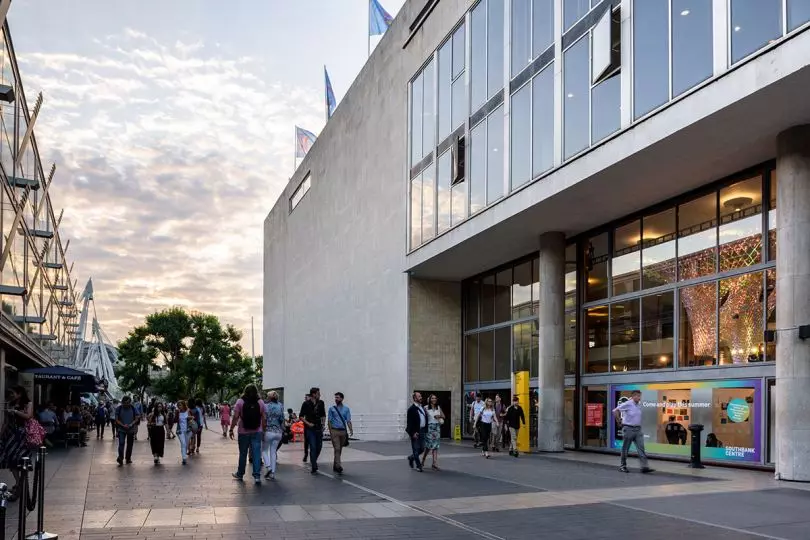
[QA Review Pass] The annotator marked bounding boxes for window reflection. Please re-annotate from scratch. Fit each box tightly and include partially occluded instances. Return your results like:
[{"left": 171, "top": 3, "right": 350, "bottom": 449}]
[
  {"left": 633, "top": 0, "right": 668, "bottom": 118},
  {"left": 591, "top": 74, "right": 620, "bottom": 144},
  {"left": 564, "top": 0, "right": 590, "bottom": 30},
  {"left": 730, "top": 0, "right": 783, "bottom": 64},
  {"left": 410, "top": 175, "right": 422, "bottom": 249},
  {"left": 766, "top": 269, "right": 776, "bottom": 362},
  {"left": 533, "top": 0, "right": 554, "bottom": 57},
  {"left": 470, "top": 121, "right": 486, "bottom": 214},
  {"left": 470, "top": 2, "right": 487, "bottom": 112},
  {"left": 511, "top": 84, "right": 531, "bottom": 190},
  {"left": 487, "top": 107, "right": 504, "bottom": 204},
  {"left": 487, "top": 0, "right": 505, "bottom": 97},
  {"left": 513, "top": 322, "right": 533, "bottom": 373},
  {"left": 769, "top": 172, "right": 777, "bottom": 261},
  {"left": 641, "top": 292, "right": 674, "bottom": 369},
  {"left": 421, "top": 161, "right": 436, "bottom": 242},
  {"left": 422, "top": 60, "right": 435, "bottom": 158},
  {"left": 642, "top": 208, "right": 677, "bottom": 288},
  {"left": 582, "top": 386, "right": 608, "bottom": 448},
  {"left": 532, "top": 64, "right": 554, "bottom": 177},
  {"left": 719, "top": 176, "right": 762, "bottom": 271},
  {"left": 585, "top": 232, "right": 609, "bottom": 302},
  {"left": 719, "top": 272, "right": 764, "bottom": 365},
  {"left": 437, "top": 151, "right": 452, "bottom": 234},
  {"left": 410, "top": 72, "right": 423, "bottom": 165},
  {"left": 494, "top": 268, "right": 512, "bottom": 323},
  {"left": 565, "top": 244, "right": 577, "bottom": 375},
  {"left": 672, "top": 0, "right": 712, "bottom": 98},
  {"left": 564, "top": 38, "right": 589, "bottom": 158},
  {"left": 478, "top": 330, "right": 494, "bottom": 380},
  {"left": 465, "top": 280, "right": 480, "bottom": 330},
  {"left": 678, "top": 193, "right": 717, "bottom": 280},
  {"left": 481, "top": 274, "right": 495, "bottom": 326},
  {"left": 512, "top": 0, "right": 531, "bottom": 77},
  {"left": 465, "top": 333, "right": 479, "bottom": 381},
  {"left": 512, "top": 261, "right": 533, "bottom": 319},
  {"left": 612, "top": 220, "right": 641, "bottom": 296},
  {"left": 788, "top": 0, "right": 810, "bottom": 31},
  {"left": 494, "top": 326, "right": 511, "bottom": 380},
  {"left": 610, "top": 301, "right": 640, "bottom": 372},
  {"left": 438, "top": 41, "right": 452, "bottom": 142},
  {"left": 679, "top": 282, "right": 717, "bottom": 367},
  {"left": 585, "top": 305, "right": 609, "bottom": 373}
]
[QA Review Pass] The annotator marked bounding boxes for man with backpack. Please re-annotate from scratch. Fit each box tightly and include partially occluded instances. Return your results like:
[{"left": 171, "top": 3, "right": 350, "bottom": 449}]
[
  {"left": 115, "top": 396, "right": 140, "bottom": 465},
  {"left": 229, "top": 384, "right": 266, "bottom": 484},
  {"left": 327, "top": 392, "right": 353, "bottom": 475}
]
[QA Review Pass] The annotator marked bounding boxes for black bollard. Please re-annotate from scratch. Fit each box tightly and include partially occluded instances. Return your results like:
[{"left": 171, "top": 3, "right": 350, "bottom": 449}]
[
  {"left": 18, "top": 457, "right": 32, "bottom": 540},
  {"left": 688, "top": 424, "right": 705, "bottom": 469},
  {"left": 26, "top": 447, "right": 58, "bottom": 540}
]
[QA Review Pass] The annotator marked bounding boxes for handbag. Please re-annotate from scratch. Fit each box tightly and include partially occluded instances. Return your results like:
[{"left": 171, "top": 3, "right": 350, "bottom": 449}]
[
  {"left": 25, "top": 418, "right": 46, "bottom": 449},
  {"left": 330, "top": 406, "right": 350, "bottom": 447},
  {"left": 189, "top": 418, "right": 199, "bottom": 433}
]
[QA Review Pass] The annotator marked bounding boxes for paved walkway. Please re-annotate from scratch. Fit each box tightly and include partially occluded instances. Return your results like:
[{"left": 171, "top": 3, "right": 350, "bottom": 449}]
[{"left": 3, "top": 424, "right": 810, "bottom": 539}]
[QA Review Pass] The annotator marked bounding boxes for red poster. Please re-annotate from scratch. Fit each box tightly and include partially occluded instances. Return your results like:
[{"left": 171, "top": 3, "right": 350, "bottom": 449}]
[{"left": 586, "top": 403, "right": 603, "bottom": 427}]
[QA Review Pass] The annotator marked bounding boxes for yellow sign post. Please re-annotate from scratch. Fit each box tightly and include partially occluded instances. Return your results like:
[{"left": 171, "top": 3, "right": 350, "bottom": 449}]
[{"left": 514, "top": 370, "right": 530, "bottom": 453}]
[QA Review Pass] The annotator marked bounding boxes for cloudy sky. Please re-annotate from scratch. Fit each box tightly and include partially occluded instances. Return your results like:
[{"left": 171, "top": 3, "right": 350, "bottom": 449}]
[{"left": 9, "top": 0, "right": 405, "bottom": 353}]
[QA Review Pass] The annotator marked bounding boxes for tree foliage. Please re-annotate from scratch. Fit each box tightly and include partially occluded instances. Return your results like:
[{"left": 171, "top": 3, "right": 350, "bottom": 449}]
[{"left": 116, "top": 326, "right": 158, "bottom": 401}]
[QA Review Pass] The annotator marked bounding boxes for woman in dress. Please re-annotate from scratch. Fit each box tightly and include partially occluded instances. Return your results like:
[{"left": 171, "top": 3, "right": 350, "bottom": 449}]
[
  {"left": 262, "top": 391, "right": 284, "bottom": 480},
  {"left": 421, "top": 394, "right": 444, "bottom": 470},
  {"left": 474, "top": 398, "right": 496, "bottom": 459},
  {"left": 0, "top": 385, "right": 33, "bottom": 500},
  {"left": 219, "top": 402, "right": 231, "bottom": 437},
  {"left": 148, "top": 403, "right": 167, "bottom": 465}
]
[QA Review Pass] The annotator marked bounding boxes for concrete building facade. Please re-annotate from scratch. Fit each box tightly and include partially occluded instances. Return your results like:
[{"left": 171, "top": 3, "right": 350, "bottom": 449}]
[{"left": 264, "top": 0, "right": 810, "bottom": 479}]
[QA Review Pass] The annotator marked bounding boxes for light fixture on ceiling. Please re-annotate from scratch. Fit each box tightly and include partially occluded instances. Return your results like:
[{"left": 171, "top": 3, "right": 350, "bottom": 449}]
[
  {"left": 734, "top": 25, "right": 741, "bottom": 32},
  {"left": 567, "top": 93, "right": 574, "bottom": 98},
  {"left": 723, "top": 196, "right": 753, "bottom": 212},
  {"left": 681, "top": 9, "right": 690, "bottom": 16}
]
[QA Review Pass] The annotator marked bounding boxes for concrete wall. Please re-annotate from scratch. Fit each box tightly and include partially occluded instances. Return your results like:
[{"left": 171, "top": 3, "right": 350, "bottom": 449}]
[
  {"left": 263, "top": 0, "right": 471, "bottom": 439},
  {"left": 407, "top": 277, "right": 462, "bottom": 433}
]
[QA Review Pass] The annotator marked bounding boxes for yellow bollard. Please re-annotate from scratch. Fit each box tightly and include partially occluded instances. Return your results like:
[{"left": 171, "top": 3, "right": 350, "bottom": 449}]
[{"left": 514, "top": 370, "right": 530, "bottom": 453}]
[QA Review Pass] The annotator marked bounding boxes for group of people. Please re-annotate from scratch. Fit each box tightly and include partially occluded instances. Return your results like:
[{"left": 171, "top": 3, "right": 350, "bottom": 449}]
[{"left": 466, "top": 393, "right": 527, "bottom": 460}]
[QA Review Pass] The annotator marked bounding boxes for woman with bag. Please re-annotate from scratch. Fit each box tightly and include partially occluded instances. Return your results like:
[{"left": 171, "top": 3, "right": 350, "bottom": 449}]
[
  {"left": 474, "top": 398, "right": 496, "bottom": 459},
  {"left": 421, "top": 394, "right": 444, "bottom": 470},
  {"left": 262, "top": 391, "right": 284, "bottom": 480},
  {"left": 0, "top": 385, "right": 34, "bottom": 500},
  {"left": 147, "top": 403, "right": 167, "bottom": 465}
]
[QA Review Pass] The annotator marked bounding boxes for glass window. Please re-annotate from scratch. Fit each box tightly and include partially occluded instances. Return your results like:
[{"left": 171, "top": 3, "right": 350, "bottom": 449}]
[
  {"left": 512, "top": 0, "right": 531, "bottom": 77},
  {"left": 451, "top": 171, "right": 468, "bottom": 225},
  {"left": 481, "top": 274, "right": 495, "bottom": 327},
  {"left": 532, "top": 256, "right": 540, "bottom": 314},
  {"left": 565, "top": 243, "right": 577, "bottom": 311},
  {"left": 487, "top": 0, "right": 505, "bottom": 98},
  {"left": 478, "top": 329, "right": 495, "bottom": 380},
  {"left": 582, "top": 386, "right": 608, "bottom": 447},
  {"left": 410, "top": 174, "right": 422, "bottom": 249},
  {"left": 532, "top": 64, "right": 554, "bottom": 176},
  {"left": 730, "top": 0, "right": 783, "bottom": 64},
  {"left": 470, "top": 121, "right": 486, "bottom": 214},
  {"left": 411, "top": 72, "right": 423, "bottom": 165},
  {"left": 769, "top": 171, "right": 776, "bottom": 261},
  {"left": 788, "top": 0, "right": 810, "bottom": 31},
  {"left": 642, "top": 208, "right": 677, "bottom": 288},
  {"left": 438, "top": 41, "right": 452, "bottom": 142},
  {"left": 672, "top": 0, "right": 713, "bottom": 98},
  {"left": 719, "top": 272, "right": 764, "bottom": 365},
  {"left": 564, "top": 309, "right": 577, "bottom": 375},
  {"left": 719, "top": 176, "right": 762, "bottom": 271},
  {"left": 494, "top": 268, "right": 512, "bottom": 323},
  {"left": 564, "top": 37, "right": 589, "bottom": 158},
  {"left": 471, "top": 2, "right": 487, "bottom": 112},
  {"left": 533, "top": 0, "right": 554, "bottom": 57},
  {"left": 513, "top": 322, "right": 533, "bottom": 373},
  {"left": 613, "top": 220, "right": 641, "bottom": 296},
  {"left": 678, "top": 193, "right": 717, "bottom": 281},
  {"left": 564, "top": 0, "right": 590, "bottom": 30},
  {"left": 585, "top": 305, "right": 609, "bottom": 373},
  {"left": 452, "top": 77, "right": 466, "bottom": 130},
  {"left": 494, "top": 326, "right": 511, "bottom": 380},
  {"left": 610, "top": 300, "right": 640, "bottom": 372},
  {"left": 766, "top": 269, "right": 776, "bottom": 362},
  {"left": 465, "top": 280, "right": 480, "bottom": 329},
  {"left": 633, "top": 0, "right": 668, "bottom": 118},
  {"left": 512, "top": 260, "right": 533, "bottom": 319},
  {"left": 511, "top": 84, "right": 531, "bottom": 190},
  {"left": 679, "top": 281, "right": 717, "bottom": 367},
  {"left": 437, "top": 151, "right": 452, "bottom": 234},
  {"left": 452, "top": 24, "right": 466, "bottom": 78},
  {"left": 422, "top": 161, "right": 436, "bottom": 241},
  {"left": 465, "top": 333, "right": 479, "bottom": 381},
  {"left": 591, "top": 73, "right": 620, "bottom": 144},
  {"left": 487, "top": 106, "right": 505, "bottom": 204},
  {"left": 641, "top": 292, "right": 674, "bottom": 369},
  {"left": 585, "top": 232, "right": 609, "bottom": 302},
  {"left": 422, "top": 60, "right": 435, "bottom": 157}
]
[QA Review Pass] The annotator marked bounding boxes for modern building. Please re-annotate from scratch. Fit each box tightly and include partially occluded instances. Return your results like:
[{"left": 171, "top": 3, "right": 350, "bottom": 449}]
[
  {"left": 264, "top": 0, "right": 810, "bottom": 480},
  {"left": 0, "top": 13, "right": 83, "bottom": 400}
]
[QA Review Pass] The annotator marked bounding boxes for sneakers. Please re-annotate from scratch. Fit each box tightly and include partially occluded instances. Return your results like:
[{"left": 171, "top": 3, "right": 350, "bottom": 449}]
[
  {"left": 254, "top": 477, "right": 261, "bottom": 485},
  {"left": 116, "top": 457, "right": 123, "bottom": 466},
  {"left": 154, "top": 458, "right": 159, "bottom": 465},
  {"left": 619, "top": 466, "right": 629, "bottom": 473},
  {"left": 182, "top": 459, "right": 187, "bottom": 465},
  {"left": 264, "top": 470, "right": 274, "bottom": 480}
]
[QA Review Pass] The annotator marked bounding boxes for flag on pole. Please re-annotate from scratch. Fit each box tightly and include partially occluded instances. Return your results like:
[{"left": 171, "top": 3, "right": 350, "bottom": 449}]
[
  {"left": 369, "top": 0, "right": 394, "bottom": 37},
  {"left": 295, "top": 126, "right": 317, "bottom": 158},
  {"left": 324, "top": 66, "right": 336, "bottom": 119}
]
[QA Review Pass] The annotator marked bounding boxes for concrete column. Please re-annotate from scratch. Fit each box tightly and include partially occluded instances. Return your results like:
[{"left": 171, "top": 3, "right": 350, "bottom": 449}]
[
  {"left": 775, "top": 125, "right": 810, "bottom": 482},
  {"left": 537, "top": 231, "right": 566, "bottom": 452}
]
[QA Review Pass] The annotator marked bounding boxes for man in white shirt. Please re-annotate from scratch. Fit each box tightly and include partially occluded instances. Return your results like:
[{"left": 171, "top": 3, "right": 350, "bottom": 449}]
[
  {"left": 613, "top": 390, "right": 654, "bottom": 474},
  {"left": 470, "top": 394, "right": 485, "bottom": 448}
]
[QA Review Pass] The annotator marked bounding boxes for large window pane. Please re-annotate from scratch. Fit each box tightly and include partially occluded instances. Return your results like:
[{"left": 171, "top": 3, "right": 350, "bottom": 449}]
[
  {"left": 565, "top": 243, "right": 577, "bottom": 311},
  {"left": 410, "top": 174, "right": 422, "bottom": 248},
  {"left": 610, "top": 300, "right": 640, "bottom": 372},
  {"left": 487, "top": 0, "right": 505, "bottom": 97},
  {"left": 511, "top": 84, "right": 531, "bottom": 190},
  {"left": 512, "top": 261, "right": 533, "bottom": 319},
  {"left": 633, "top": 0, "right": 668, "bottom": 118},
  {"left": 678, "top": 193, "right": 717, "bottom": 280},
  {"left": 719, "top": 272, "right": 764, "bottom": 365},
  {"left": 411, "top": 72, "right": 423, "bottom": 165},
  {"left": 719, "top": 176, "right": 762, "bottom": 271},
  {"left": 465, "top": 333, "right": 479, "bottom": 381},
  {"left": 438, "top": 42, "right": 452, "bottom": 142},
  {"left": 451, "top": 173, "right": 468, "bottom": 225},
  {"left": 471, "top": 2, "right": 487, "bottom": 112},
  {"left": 788, "top": 0, "right": 810, "bottom": 31},
  {"left": 437, "top": 151, "right": 452, "bottom": 234},
  {"left": 564, "top": 38, "right": 589, "bottom": 158},
  {"left": 481, "top": 274, "right": 496, "bottom": 327},
  {"left": 642, "top": 208, "right": 676, "bottom": 288},
  {"left": 487, "top": 107, "right": 505, "bottom": 204},
  {"left": 452, "top": 24, "right": 466, "bottom": 78},
  {"left": 422, "top": 60, "right": 435, "bottom": 157},
  {"left": 470, "top": 121, "right": 486, "bottom": 213},
  {"left": 512, "top": 0, "right": 531, "bottom": 77},
  {"left": 513, "top": 322, "right": 532, "bottom": 373},
  {"left": 585, "top": 232, "right": 608, "bottom": 302},
  {"left": 478, "top": 329, "right": 495, "bottom": 381},
  {"left": 672, "top": 0, "right": 713, "bottom": 97},
  {"left": 769, "top": 171, "right": 777, "bottom": 261},
  {"left": 452, "top": 77, "right": 466, "bottom": 130},
  {"left": 591, "top": 74, "right": 620, "bottom": 144},
  {"left": 564, "top": 309, "right": 577, "bottom": 375},
  {"left": 533, "top": 0, "right": 554, "bottom": 57},
  {"left": 679, "top": 282, "right": 717, "bottom": 367},
  {"left": 422, "top": 164, "right": 436, "bottom": 242},
  {"left": 585, "top": 305, "right": 609, "bottom": 373},
  {"left": 641, "top": 292, "right": 674, "bottom": 369},
  {"left": 613, "top": 220, "right": 641, "bottom": 296},
  {"left": 494, "top": 326, "right": 511, "bottom": 380},
  {"left": 465, "top": 280, "right": 480, "bottom": 330},
  {"left": 532, "top": 64, "right": 554, "bottom": 176},
  {"left": 494, "top": 268, "right": 512, "bottom": 323},
  {"left": 766, "top": 269, "right": 776, "bottom": 362},
  {"left": 582, "top": 386, "right": 608, "bottom": 447},
  {"left": 730, "top": 0, "right": 783, "bottom": 64},
  {"left": 564, "top": 0, "right": 590, "bottom": 30}
]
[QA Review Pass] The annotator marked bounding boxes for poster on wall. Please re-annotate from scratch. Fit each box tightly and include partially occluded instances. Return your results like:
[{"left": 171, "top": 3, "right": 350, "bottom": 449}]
[
  {"left": 609, "top": 379, "right": 762, "bottom": 463},
  {"left": 586, "top": 403, "right": 603, "bottom": 427}
]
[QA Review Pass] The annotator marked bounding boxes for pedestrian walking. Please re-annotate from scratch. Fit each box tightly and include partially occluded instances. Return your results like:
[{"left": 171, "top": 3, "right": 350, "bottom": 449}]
[
  {"left": 219, "top": 402, "right": 231, "bottom": 437},
  {"left": 469, "top": 394, "right": 485, "bottom": 448},
  {"left": 114, "top": 396, "right": 140, "bottom": 465},
  {"left": 194, "top": 399, "right": 207, "bottom": 453},
  {"left": 147, "top": 403, "right": 167, "bottom": 465},
  {"left": 176, "top": 400, "right": 191, "bottom": 465},
  {"left": 0, "top": 386, "right": 33, "bottom": 501},
  {"left": 492, "top": 394, "right": 505, "bottom": 452},
  {"left": 474, "top": 398, "right": 496, "bottom": 459},
  {"left": 95, "top": 401, "right": 108, "bottom": 439},
  {"left": 327, "top": 392, "right": 353, "bottom": 475},
  {"left": 405, "top": 392, "right": 427, "bottom": 472},
  {"left": 504, "top": 395, "right": 526, "bottom": 457},
  {"left": 421, "top": 394, "right": 444, "bottom": 470},
  {"left": 230, "top": 384, "right": 266, "bottom": 484},
  {"left": 299, "top": 388, "right": 326, "bottom": 474},
  {"left": 301, "top": 393, "right": 311, "bottom": 463},
  {"left": 132, "top": 398, "right": 143, "bottom": 440},
  {"left": 166, "top": 403, "right": 176, "bottom": 439},
  {"left": 262, "top": 391, "right": 284, "bottom": 480},
  {"left": 613, "top": 390, "right": 655, "bottom": 474}
]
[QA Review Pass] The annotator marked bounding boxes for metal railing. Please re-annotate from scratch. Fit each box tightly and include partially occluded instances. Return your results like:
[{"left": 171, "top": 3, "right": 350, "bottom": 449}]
[{"left": 0, "top": 447, "right": 58, "bottom": 540}]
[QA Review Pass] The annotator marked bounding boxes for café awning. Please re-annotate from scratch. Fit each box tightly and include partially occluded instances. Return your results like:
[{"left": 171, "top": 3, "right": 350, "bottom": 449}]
[{"left": 22, "top": 366, "right": 98, "bottom": 392}]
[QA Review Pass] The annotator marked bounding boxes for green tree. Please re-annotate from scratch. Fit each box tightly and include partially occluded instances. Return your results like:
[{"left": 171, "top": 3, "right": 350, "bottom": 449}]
[
  {"left": 144, "top": 307, "right": 192, "bottom": 371},
  {"left": 116, "top": 326, "right": 157, "bottom": 401}
]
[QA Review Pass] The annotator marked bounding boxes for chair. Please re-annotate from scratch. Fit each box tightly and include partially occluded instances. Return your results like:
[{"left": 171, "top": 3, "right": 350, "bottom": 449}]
[{"left": 65, "top": 421, "right": 82, "bottom": 447}]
